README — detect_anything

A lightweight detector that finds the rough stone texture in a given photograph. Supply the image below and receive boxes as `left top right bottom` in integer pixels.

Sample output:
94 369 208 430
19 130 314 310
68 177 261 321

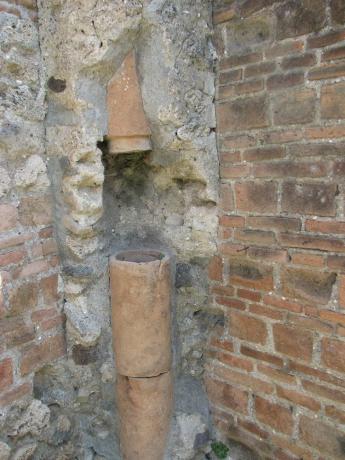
209 1 345 459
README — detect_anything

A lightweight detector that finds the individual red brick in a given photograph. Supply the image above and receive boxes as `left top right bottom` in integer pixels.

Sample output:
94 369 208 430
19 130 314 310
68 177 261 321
40 314 64 331
275 0 326 40
264 129 304 144
272 89 316 125
216 351 253 372
339 275 345 308
334 160 345 176
330 0 345 24
281 53 316 69
241 345 283 367
216 296 246 311
247 247 288 263
267 73 304 90
235 181 278 213
234 229 276 246
280 232 345 253
307 30 345 49
13 0 37 8
0 383 32 407
40 274 59 304
265 40 304 59
323 45 345 62
254 161 326 178
229 257 274 291
321 81 345 119
39 226 54 238
8 282 38 316
281 267 336 305
0 317 35 347
328 256 345 271
263 295 303 313
319 310 345 327
0 249 25 267
249 303 285 320
243 146 285 162
288 313 333 335
281 182 337 217
273 324 313 361
14 260 50 279
221 151 241 163
255 396 294 435
213 7 236 25
288 141 345 157
208 256 223 282
290 252 324 268
238 419 269 440
0 233 31 250
221 134 256 149
210 337 234 353
308 62 345 80
0 358 13 391
325 405 345 424
277 386 321 411
0 205 18 232
244 61 276 78
289 361 345 388
212 363 274 395
19 195 53 226
211 283 235 296
220 51 263 70
220 242 247 255
271 435 314 460
237 288 261 302
233 79 264 95
220 164 250 179
321 337 345 373
41 238 58 256
220 184 234 212
247 216 301 232
306 124 345 139
219 68 242 85
257 364 297 384
302 380 345 404
217 95 269 132
206 377 249 415
21 333 66 375
229 311 267 344
219 215 245 228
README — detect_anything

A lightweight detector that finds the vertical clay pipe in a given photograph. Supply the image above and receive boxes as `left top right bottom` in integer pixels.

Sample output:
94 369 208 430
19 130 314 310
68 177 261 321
109 249 172 460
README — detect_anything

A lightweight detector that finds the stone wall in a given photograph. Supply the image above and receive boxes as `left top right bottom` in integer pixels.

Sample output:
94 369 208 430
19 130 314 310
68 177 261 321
1 0 219 458
0 1 66 457
207 1 345 459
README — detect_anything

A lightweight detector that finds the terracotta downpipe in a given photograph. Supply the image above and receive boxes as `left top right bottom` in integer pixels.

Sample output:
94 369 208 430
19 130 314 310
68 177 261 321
109 250 172 459
107 52 152 154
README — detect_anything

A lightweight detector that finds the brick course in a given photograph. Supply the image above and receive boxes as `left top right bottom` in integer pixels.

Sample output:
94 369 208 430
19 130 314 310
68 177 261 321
208 1 345 458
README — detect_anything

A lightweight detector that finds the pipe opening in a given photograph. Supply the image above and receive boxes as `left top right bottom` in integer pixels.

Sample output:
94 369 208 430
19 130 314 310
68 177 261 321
115 249 164 263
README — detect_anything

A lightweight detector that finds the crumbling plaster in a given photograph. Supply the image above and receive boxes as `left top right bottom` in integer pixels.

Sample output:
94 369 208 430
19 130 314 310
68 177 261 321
26 0 221 458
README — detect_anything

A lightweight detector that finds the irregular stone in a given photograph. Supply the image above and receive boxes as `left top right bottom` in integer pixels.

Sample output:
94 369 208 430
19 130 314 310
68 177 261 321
11 444 37 460
0 167 11 198
64 298 101 346
8 400 50 437
14 155 49 190
0 442 11 460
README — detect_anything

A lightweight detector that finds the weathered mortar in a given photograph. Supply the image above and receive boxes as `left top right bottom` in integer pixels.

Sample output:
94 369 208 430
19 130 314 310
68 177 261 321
26 0 220 458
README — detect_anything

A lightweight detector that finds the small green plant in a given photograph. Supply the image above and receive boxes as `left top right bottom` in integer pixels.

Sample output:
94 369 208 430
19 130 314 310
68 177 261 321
211 441 229 459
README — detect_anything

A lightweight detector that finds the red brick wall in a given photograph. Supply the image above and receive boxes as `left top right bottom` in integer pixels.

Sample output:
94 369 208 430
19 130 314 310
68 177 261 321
208 1 345 459
0 0 65 410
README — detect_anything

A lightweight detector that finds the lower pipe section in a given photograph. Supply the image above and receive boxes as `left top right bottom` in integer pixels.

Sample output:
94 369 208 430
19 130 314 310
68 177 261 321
117 371 173 460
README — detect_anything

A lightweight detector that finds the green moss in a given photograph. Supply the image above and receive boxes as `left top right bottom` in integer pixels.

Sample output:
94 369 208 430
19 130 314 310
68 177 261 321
211 441 229 459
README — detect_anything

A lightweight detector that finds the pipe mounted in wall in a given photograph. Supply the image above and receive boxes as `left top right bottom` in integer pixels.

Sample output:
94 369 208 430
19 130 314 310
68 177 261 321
107 52 152 154
109 250 172 460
